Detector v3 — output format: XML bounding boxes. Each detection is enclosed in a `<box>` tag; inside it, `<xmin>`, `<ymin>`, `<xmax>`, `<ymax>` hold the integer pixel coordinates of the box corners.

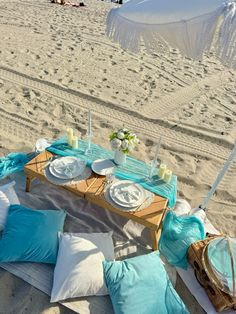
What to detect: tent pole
<box><xmin>200</xmin><ymin>140</ymin><xmax>236</xmax><ymax>210</ymax></box>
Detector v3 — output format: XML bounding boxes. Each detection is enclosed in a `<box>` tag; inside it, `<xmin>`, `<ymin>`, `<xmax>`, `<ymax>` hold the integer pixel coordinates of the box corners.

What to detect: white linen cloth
<box><xmin>106</xmin><ymin>0</ymin><xmax>236</xmax><ymax>68</ymax></box>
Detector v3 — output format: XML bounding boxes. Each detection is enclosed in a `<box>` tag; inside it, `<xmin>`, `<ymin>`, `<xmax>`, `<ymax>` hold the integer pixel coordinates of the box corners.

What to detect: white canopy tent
<box><xmin>107</xmin><ymin>0</ymin><xmax>236</xmax><ymax>68</ymax></box>
<box><xmin>106</xmin><ymin>0</ymin><xmax>236</xmax><ymax>211</ymax></box>
<box><xmin>106</xmin><ymin>4</ymin><xmax>236</xmax><ymax>312</ymax></box>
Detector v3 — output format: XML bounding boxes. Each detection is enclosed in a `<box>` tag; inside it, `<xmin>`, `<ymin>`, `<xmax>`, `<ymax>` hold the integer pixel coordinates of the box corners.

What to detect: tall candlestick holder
<box><xmin>84</xmin><ymin>110</ymin><xmax>93</xmax><ymax>156</ymax></box>
<box><xmin>147</xmin><ymin>136</ymin><xmax>162</xmax><ymax>182</ymax></box>
<box><xmin>84</xmin><ymin>132</ymin><xmax>93</xmax><ymax>156</ymax></box>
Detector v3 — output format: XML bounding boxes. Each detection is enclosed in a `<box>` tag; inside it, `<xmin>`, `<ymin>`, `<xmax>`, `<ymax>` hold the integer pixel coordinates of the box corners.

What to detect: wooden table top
<box><xmin>24</xmin><ymin>151</ymin><xmax>168</xmax><ymax>231</ymax></box>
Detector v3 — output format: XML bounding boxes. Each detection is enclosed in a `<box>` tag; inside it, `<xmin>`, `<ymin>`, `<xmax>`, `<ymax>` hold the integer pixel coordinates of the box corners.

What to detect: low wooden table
<box><xmin>24</xmin><ymin>151</ymin><xmax>168</xmax><ymax>250</ymax></box>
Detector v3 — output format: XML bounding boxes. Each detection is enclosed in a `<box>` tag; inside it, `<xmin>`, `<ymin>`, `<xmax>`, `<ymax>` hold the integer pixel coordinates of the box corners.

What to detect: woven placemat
<box><xmin>44</xmin><ymin>166</ymin><xmax>92</xmax><ymax>186</ymax></box>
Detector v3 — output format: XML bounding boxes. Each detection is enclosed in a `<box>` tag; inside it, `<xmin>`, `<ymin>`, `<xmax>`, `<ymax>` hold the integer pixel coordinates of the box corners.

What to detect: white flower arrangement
<box><xmin>109</xmin><ymin>128</ymin><xmax>139</xmax><ymax>154</ymax></box>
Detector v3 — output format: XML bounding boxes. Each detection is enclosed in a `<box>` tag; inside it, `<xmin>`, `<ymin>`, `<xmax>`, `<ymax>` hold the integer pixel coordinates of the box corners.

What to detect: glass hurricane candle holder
<box><xmin>84</xmin><ymin>133</ymin><xmax>93</xmax><ymax>156</ymax></box>
<box><xmin>147</xmin><ymin>159</ymin><xmax>159</xmax><ymax>182</ymax></box>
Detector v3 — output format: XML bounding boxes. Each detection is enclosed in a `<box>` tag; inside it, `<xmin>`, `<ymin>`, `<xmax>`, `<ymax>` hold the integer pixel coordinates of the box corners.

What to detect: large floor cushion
<box><xmin>0</xmin><ymin>204</ymin><xmax>66</xmax><ymax>263</ymax></box>
<box><xmin>103</xmin><ymin>251</ymin><xmax>189</xmax><ymax>314</ymax></box>
<box><xmin>51</xmin><ymin>232</ymin><xmax>115</xmax><ymax>302</ymax></box>
<box><xmin>0</xmin><ymin>181</ymin><xmax>20</xmax><ymax>231</ymax></box>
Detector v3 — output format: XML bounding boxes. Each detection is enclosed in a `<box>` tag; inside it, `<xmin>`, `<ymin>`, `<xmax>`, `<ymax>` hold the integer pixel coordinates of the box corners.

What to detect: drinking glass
<box><xmin>104</xmin><ymin>167</ymin><xmax>116</xmax><ymax>191</ymax></box>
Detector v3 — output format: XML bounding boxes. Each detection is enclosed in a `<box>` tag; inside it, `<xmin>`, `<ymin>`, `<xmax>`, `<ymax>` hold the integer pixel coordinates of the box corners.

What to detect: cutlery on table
<box><xmin>85</xmin><ymin>176</ymin><xmax>98</xmax><ymax>193</ymax></box>
<box><xmin>43</xmin><ymin>156</ymin><xmax>58</xmax><ymax>169</ymax></box>
<box><xmin>98</xmin><ymin>175</ymin><xmax>114</xmax><ymax>196</ymax></box>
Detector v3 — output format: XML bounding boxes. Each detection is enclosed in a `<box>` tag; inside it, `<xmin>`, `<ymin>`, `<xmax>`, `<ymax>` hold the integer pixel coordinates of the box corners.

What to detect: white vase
<box><xmin>114</xmin><ymin>150</ymin><xmax>127</xmax><ymax>165</ymax></box>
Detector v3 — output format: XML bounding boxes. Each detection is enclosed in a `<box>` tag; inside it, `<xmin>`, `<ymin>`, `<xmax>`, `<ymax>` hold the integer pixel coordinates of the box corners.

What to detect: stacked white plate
<box><xmin>49</xmin><ymin>157</ymin><xmax>86</xmax><ymax>179</ymax></box>
<box><xmin>105</xmin><ymin>180</ymin><xmax>153</xmax><ymax>212</ymax></box>
<box><xmin>45</xmin><ymin>156</ymin><xmax>90</xmax><ymax>185</ymax></box>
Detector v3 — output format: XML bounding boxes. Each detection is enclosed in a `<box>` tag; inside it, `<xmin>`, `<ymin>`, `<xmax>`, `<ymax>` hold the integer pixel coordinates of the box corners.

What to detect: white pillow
<box><xmin>50</xmin><ymin>231</ymin><xmax>115</xmax><ymax>303</ymax></box>
<box><xmin>0</xmin><ymin>181</ymin><xmax>20</xmax><ymax>231</ymax></box>
<box><xmin>173</xmin><ymin>198</ymin><xmax>191</xmax><ymax>217</ymax></box>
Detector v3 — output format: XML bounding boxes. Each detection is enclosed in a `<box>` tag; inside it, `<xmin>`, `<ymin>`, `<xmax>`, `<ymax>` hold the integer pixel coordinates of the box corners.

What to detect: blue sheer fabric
<box><xmin>0</xmin><ymin>153</ymin><xmax>31</xmax><ymax>180</ymax></box>
<box><xmin>159</xmin><ymin>211</ymin><xmax>205</xmax><ymax>269</ymax></box>
<box><xmin>47</xmin><ymin>137</ymin><xmax>177</xmax><ymax>207</ymax></box>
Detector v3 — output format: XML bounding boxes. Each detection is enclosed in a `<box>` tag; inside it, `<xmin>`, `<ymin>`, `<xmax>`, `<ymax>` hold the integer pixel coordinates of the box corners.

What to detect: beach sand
<box><xmin>0</xmin><ymin>0</ymin><xmax>235</xmax><ymax>313</ymax></box>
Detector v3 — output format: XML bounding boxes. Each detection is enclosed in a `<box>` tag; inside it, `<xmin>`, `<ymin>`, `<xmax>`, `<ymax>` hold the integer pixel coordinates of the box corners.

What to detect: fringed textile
<box><xmin>216</xmin><ymin>1</ymin><xmax>236</xmax><ymax>68</ymax></box>
<box><xmin>106</xmin><ymin>1</ymin><xmax>236</xmax><ymax>69</ymax></box>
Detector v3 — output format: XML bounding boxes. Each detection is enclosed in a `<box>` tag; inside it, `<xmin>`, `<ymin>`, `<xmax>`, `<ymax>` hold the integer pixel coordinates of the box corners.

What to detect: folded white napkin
<box><xmin>64</xmin><ymin>164</ymin><xmax>76</xmax><ymax>177</ymax></box>
<box><xmin>114</xmin><ymin>186</ymin><xmax>140</xmax><ymax>203</ymax></box>
<box><xmin>54</xmin><ymin>159</ymin><xmax>77</xmax><ymax>177</ymax></box>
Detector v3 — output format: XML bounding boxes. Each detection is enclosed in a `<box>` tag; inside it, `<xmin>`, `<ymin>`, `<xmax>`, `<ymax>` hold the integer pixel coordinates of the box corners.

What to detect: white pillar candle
<box><xmin>72</xmin><ymin>136</ymin><xmax>79</xmax><ymax>149</ymax></box>
<box><xmin>67</xmin><ymin>128</ymin><xmax>74</xmax><ymax>146</ymax></box>
<box><xmin>164</xmin><ymin>169</ymin><xmax>172</xmax><ymax>183</ymax></box>
<box><xmin>159</xmin><ymin>163</ymin><xmax>167</xmax><ymax>179</ymax></box>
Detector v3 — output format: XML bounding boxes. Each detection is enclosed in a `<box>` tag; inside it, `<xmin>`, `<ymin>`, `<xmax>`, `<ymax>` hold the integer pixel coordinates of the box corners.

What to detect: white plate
<box><xmin>104</xmin><ymin>187</ymin><xmax>154</xmax><ymax>212</ymax></box>
<box><xmin>49</xmin><ymin>157</ymin><xmax>86</xmax><ymax>179</ymax></box>
<box><xmin>91</xmin><ymin>159</ymin><xmax>115</xmax><ymax>176</ymax></box>
<box><xmin>45</xmin><ymin>166</ymin><xmax>92</xmax><ymax>186</ymax></box>
<box><xmin>109</xmin><ymin>180</ymin><xmax>145</xmax><ymax>208</ymax></box>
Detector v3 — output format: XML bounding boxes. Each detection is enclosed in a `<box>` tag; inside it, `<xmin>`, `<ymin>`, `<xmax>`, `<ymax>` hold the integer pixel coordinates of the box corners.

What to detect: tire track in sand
<box><xmin>143</xmin><ymin>71</ymin><xmax>232</xmax><ymax>119</ymax></box>
<box><xmin>0</xmin><ymin>66</ymin><xmax>232</xmax><ymax>161</ymax></box>
<box><xmin>0</xmin><ymin>102</ymin><xmax>39</xmax><ymax>142</ymax></box>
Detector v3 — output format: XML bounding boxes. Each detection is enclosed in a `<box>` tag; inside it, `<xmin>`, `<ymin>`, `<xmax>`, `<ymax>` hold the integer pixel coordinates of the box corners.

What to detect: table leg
<box><xmin>25</xmin><ymin>176</ymin><xmax>32</xmax><ymax>192</ymax></box>
<box><xmin>150</xmin><ymin>228</ymin><xmax>161</xmax><ymax>251</ymax></box>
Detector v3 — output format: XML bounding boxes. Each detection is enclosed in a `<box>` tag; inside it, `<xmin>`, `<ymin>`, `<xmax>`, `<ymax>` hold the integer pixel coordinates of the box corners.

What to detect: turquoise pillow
<box><xmin>103</xmin><ymin>252</ymin><xmax>189</xmax><ymax>314</ymax></box>
<box><xmin>0</xmin><ymin>205</ymin><xmax>66</xmax><ymax>264</ymax></box>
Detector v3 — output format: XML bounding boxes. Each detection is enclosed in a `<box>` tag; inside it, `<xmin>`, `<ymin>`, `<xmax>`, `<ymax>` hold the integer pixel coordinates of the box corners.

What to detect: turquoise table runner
<box><xmin>47</xmin><ymin>138</ymin><xmax>177</xmax><ymax>207</ymax></box>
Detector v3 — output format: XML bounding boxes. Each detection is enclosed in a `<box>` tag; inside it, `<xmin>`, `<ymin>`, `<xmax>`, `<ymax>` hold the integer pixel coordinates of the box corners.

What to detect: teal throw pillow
<box><xmin>103</xmin><ymin>252</ymin><xmax>189</xmax><ymax>314</ymax></box>
<box><xmin>0</xmin><ymin>204</ymin><xmax>66</xmax><ymax>264</ymax></box>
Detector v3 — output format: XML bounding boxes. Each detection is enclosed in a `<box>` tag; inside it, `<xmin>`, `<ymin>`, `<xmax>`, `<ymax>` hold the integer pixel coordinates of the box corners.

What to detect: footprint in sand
<box><xmin>150</xmin><ymin>81</ymin><xmax>156</xmax><ymax>89</ymax></box>
<box><xmin>145</xmin><ymin>139</ymin><xmax>154</xmax><ymax>147</ymax></box>
<box><xmin>175</xmin><ymin>154</ymin><xmax>184</xmax><ymax>163</ymax></box>
<box><xmin>128</xmin><ymin>68</ymin><xmax>138</xmax><ymax>73</ymax></box>
<box><xmin>225</xmin><ymin>116</ymin><xmax>232</xmax><ymax>123</ymax></box>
